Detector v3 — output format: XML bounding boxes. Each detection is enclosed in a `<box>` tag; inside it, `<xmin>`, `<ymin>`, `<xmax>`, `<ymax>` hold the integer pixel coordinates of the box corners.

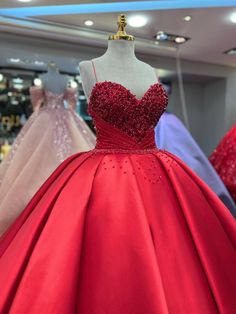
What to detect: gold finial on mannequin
<box><xmin>108</xmin><ymin>14</ymin><xmax>135</xmax><ymax>41</ymax></box>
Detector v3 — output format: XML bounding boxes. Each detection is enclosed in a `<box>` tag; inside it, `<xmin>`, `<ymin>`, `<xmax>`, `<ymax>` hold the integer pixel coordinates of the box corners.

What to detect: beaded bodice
<box><xmin>44</xmin><ymin>90</ymin><xmax>64</xmax><ymax>108</ymax></box>
<box><xmin>89</xmin><ymin>81</ymin><xmax>168</xmax><ymax>150</ymax></box>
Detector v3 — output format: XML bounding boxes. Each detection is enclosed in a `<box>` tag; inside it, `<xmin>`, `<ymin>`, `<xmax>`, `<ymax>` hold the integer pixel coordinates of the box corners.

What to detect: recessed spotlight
<box><xmin>230</xmin><ymin>13</ymin><xmax>236</xmax><ymax>23</ymax></box>
<box><xmin>175</xmin><ymin>36</ymin><xmax>187</xmax><ymax>44</ymax></box>
<box><xmin>155</xmin><ymin>32</ymin><xmax>190</xmax><ymax>44</ymax></box>
<box><xmin>224</xmin><ymin>48</ymin><xmax>236</xmax><ymax>55</ymax></box>
<box><xmin>156</xmin><ymin>31</ymin><xmax>168</xmax><ymax>41</ymax></box>
<box><xmin>127</xmin><ymin>15</ymin><xmax>147</xmax><ymax>28</ymax></box>
<box><xmin>84</xmin><ymin>20</ymin><xmax>94</xmax><ymax>26</ymax></box>
<box><xmin>17</xmin><ymin>0</ymin><xmax>32</xmax><ymax>2</ymax></box>
<box><xmin>34</xmin><ymin>78</ymin><xmax>42</xmax><ymax>87</ymax></box>
<box><xmin>184</xmin><ymin>15</ymin><xmax>192</xmax><ymax>22</ymax></box>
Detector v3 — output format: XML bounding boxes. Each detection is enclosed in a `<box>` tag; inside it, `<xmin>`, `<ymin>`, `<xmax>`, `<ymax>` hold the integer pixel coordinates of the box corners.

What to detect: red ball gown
<box><xmin>0</xmin><ymin>81</ymin><xmax>236</xmax><ymax>314</ymax></box>
<box><xmin>210</xmin><ymin>124</ymin><xmax>236</xmax><ymax>203</ymax></box>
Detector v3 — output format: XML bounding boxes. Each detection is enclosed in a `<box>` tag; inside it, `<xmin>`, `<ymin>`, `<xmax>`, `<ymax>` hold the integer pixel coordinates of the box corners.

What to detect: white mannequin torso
<box><xmin>79</xmin><ymin>41</ymin><xmax>158</xmax><ymax>99</ymax></box>
<box><xmin>40</xmin><ymin>64</ymin><xmax>69</xmax><ymax>94</ymax></box>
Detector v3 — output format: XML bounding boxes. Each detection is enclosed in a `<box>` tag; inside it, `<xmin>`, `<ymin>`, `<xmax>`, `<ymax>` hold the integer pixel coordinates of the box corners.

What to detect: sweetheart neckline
<box><xmin>91</xmin><ymin>81</ymin><xmax>162</xmax><ymax>102</ymax></box>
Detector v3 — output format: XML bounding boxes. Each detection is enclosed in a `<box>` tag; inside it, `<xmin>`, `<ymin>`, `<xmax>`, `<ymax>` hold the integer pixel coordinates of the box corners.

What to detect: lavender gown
<box><xmin>0</xmin><ymin>86</ymin><xmax>96</xmax><ymax>235</ymax></box>
<box><xmin>155</xmin><ymin>112</ymin><xmax>236</xmax><ymax>217</ymax></box>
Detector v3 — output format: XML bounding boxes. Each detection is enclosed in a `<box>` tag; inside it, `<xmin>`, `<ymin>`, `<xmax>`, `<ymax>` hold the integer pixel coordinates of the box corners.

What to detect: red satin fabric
<box><xmin>0</xmin><ymin>82</ymin><xmax>236</xmax><ymax>313</ymax></box>
<box><xmin>0</xmin><ymin>149</ymin><xmax>236</xmax><ymax>313</ymax></box>
<box><xmin>210</xmin><ymin>125</ymin><xmax>236</xmax><ymax>203</ymax></box>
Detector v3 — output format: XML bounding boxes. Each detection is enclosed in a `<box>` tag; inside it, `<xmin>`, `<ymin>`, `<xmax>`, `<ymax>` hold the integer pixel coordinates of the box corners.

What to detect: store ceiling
<box><xmin>0</xmin><ymin>1</ymin><xmax>236</xmax><ymax>67</ymax></box>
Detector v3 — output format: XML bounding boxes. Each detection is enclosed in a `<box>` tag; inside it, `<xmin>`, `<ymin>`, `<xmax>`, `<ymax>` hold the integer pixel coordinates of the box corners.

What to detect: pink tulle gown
<box><xmin>0</xmin><ymin>86</ymin><xmax>95</xmax><ymax>235</ymax></box>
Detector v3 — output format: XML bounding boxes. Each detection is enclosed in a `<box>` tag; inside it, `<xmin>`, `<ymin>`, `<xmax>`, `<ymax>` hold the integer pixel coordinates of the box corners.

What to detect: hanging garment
<box><xmin>155</xmin><ymin>111</ymin><xmax>236</xmax><ymax>216</ymax></box>
<box><xmin>0</xmin><ymin>86</ymin><xmax>95</xmax><ymax>235</ymax></box>
<box><xmin>210</xmin><ymin>124</ymin><xmax>236</xmax><ymax>203</ymax></box>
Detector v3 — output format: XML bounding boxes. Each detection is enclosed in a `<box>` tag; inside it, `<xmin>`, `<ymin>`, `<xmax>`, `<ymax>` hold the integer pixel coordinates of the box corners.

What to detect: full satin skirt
<box><xmin>0</xmin><ymin>150</ymin><xmax>236</xmax><ymax>313</ymax></box>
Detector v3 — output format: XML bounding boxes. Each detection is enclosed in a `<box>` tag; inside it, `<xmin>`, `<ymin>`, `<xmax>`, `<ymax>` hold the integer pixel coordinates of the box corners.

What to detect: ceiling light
<box><xmin>70</xmin><ymin>80</ymin><xmax>78</xmax><ymax>89</ymax></box>
<box><xmin>175</xmin><ymin>36</ymin><xmax>187</xmax><ymax>44</ymax></box>
<box><xmin>156</xmin><ymin>31</ymin><xmax>168</xmax><ymax>41</ymax></box>
<box><xmin>84</xmin><ymin>20</ymin><xmax>94</xmax><ymax>26</ymax></box>
<box><xmin>155</xmin><ymin>32</ymin><xmax>190</xmax><ymax>44</ymax></box>
<box><xmin>13</xmin><ymin>84</ymin><xmax>24</xmax><ymax>90</ymax></box>
<box><xmin>224</xmin><ymin>48</ymin><xmax>236</xmax><ymax>55</ymax></box>
<box><xmin>184</xmin><ymin>15</ymin><xmax>192</xmax><ymax>22</ymax></box>
<box><xmin>230</xmin><ymin>13</ymin><xmax>236</xmax><ymax>23</ymax></box>
<box><xmin>9</xmin><ymin>58</ymin><xmax>21</xmax><ymax>63</ymax></box>
<box><xmin>127</xmin><ymin>15</ymin><xmax>147</xmax><ymax>28</ymax></box>
<box><xmin>34</xmin><ymin>60</ymin><xmax>45</xmax><ymax>66</ymax></box>
<box><xmin>13</xmin><ymin>77</ymin><xmax>24</xmax><ymax>84</ymax></box>
<box><xmin>34</xmin><ymin>78</ymin><xmax>42</xmax><ymax>87</ymax></box>
<box><xmin>17</xmin><ymin>0</ymin><xmax>32</xmax><ymax>2</ymax></box>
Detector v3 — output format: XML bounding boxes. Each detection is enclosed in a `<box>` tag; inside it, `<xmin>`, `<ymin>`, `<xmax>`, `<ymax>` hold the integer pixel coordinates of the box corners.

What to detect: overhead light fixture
<box><xmin>84</xmin><ymin>20</ymin><xmax>94</xmax><ymax>26</ymax></box>
<box><xmin>127</xmin><ymin>15</ymin><xmax>147</xmax><ymax>28</ymax></box>
<box><xmin>9</xmin><ymin>58</ymin><xmax>21</xmax><ymax>63</ymax></box>
<box><xmin>34</xmin><ymin>60</ymin><xmax>45</xmax><ymax>66</ymax></box>
<box><xmin>70</xmin><ymin>80</ymin><xmax>78</xmax><ymax>89</ymax></box>
<box><xmin>184</xmin><ymin>15</ymin><xmax>192</xmax><ymax>22</ymax></box>
<box><xmin>175</xmin><ymin>36</ymin><xmax>187</xmax><ymax>43</ymax></box>
<box><xmin>13</xmin><ymin>77</ymin><xmax>24</xmax><ymax>84</ymax></box>
<box><xmin>230</xmin><ymin>13</ymin><xmax>236</xmax><ymax>23</ymax></box>
<box><xmin>156</xmin><ymin>31</ymin><xmax>168</xmax><ymax>41</ymax></box>
<box><xmin>224</xmin><ymin>48</ymin><xmax>236</xmax><ymax>55</ymax></box>
<box><xmin>155</xmin><ymin>31</ymin><xmax>190</xmax><ymax>44</ymax></box>
<box><xmin>13</xmin><ymin>84</ymin><xmax>24</xmax><ymax>91</ymax></box>
<box><xmin>17</xmin><ymin>0</ymin><xmax>32</xmax><ymax>2</ymax></box>
<box><xmin>34</xmin><ymin>78</ymin><xmax>42</xmax><ymax>86</ymax></box>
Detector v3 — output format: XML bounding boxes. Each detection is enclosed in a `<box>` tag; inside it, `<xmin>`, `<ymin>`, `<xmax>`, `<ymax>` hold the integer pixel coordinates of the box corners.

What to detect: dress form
<box><xmin>40</xmin><ymin>62</ymin><xmax>69</xmax><ymax>94</ymax></box>
<box><xmin>79</xmin><ymin>16</ymin><xmax>157</xmax><ymax>99</ymax></box>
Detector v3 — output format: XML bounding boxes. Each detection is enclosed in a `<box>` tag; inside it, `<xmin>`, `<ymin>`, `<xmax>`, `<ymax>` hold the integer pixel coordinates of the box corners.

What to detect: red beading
<box><xmin>88</xmin><ymin>81</ymin><xmax>168</xmax><ymax>150</ymax></box>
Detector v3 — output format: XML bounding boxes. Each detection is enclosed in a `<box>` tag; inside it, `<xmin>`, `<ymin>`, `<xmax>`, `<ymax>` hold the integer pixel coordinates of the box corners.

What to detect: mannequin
<box><xmin>80</xmin><ymin>15</ymin><xmax>157</xmax><ymax>99</ymax></box>
<box><xmin>1</xmin><ymin>15</ymin><xmax>236</xmax><ymax>314</ymax></box>
<box><xmin>40</xmin><ymin>61</ymin><xmax>69</xmax><ymax>94</ymax></box>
